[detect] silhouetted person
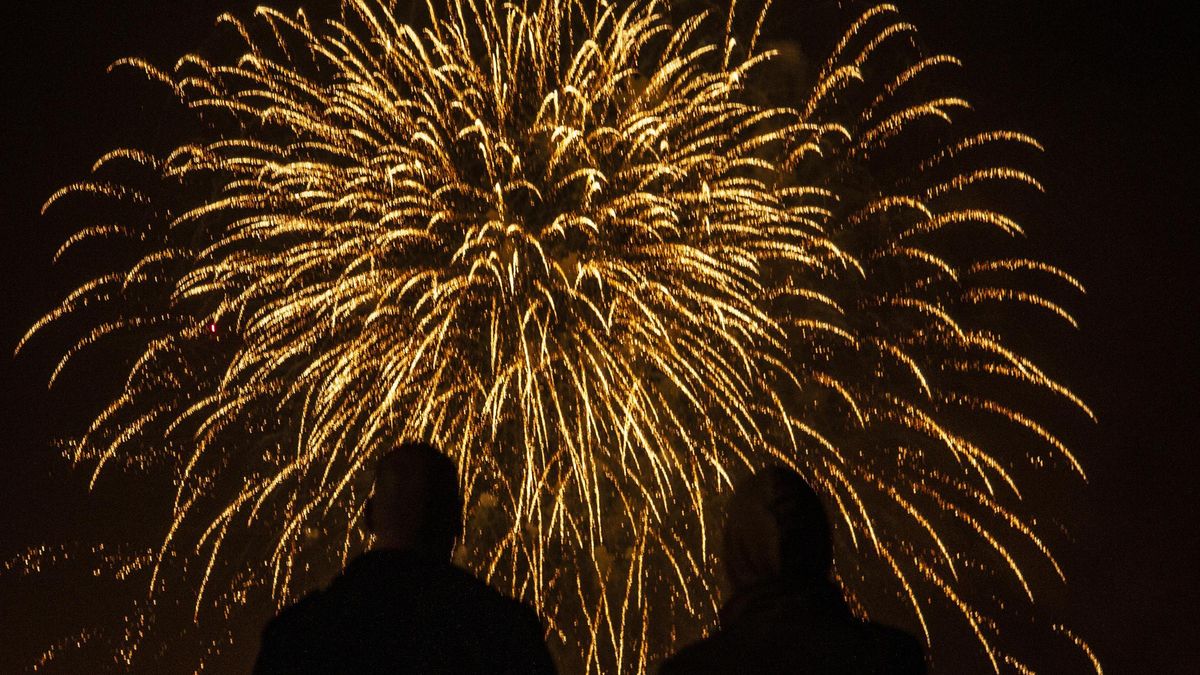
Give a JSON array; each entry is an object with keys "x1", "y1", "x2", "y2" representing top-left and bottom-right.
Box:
[
  {"x1": 660, "y1": 466, "x2": 925, "y2": 675},
  {"x1": 254, "y1": 442, "x2": 556, "y2": 674}
]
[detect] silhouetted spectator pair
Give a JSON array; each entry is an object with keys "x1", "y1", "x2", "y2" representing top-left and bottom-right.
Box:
[{"x1": 254, "y1": 442, "x2": 924, "y2": 674}]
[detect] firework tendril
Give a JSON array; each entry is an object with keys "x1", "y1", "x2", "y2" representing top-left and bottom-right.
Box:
[{"x1": 22, "y1": 0, "x2": 1096, "y2": 671}]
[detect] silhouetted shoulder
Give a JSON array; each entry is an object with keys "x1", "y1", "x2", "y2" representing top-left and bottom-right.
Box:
[
  {"x1": 437, "y1": 563, "x2": 556, "y2": 672},
  {"x1": 498, "y1": 593, "x2": 558, "y2": 672},
  {"x1": 254, "y1": 551, "x2": 556, "y2": 674},
  {"x1": 657, "y1": 626, "x2": 740, "y2": 675},
  {"x1": 254, "y1": 590, "x2": 335, "y2": 674},
  {"x1": 659, "y1": 615, "x2": 925, "y2": 675},
  {"x1": 860, "y1": 622, "x2": 925, "y2": 674}
]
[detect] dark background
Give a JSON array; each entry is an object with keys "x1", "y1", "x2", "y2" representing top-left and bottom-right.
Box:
[{"x1": 1, "y1": 0, "x2": 1195, "y2": 672}]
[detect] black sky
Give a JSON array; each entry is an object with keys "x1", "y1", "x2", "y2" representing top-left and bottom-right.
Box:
[{"x1": 1, "y1": 0, "x2": 1196, "y2": 672}]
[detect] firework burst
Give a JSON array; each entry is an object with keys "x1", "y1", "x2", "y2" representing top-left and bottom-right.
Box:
[{"x1": 22, "y1": 0, "x2": 1096, "y2": 671}]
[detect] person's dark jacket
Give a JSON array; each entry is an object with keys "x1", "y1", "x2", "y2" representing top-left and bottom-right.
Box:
[
  {"x1": 254, "y1": 549, "x2": 556, "y2": 674},
  {"x1": 659, "y1": 579, "x2": 925, "y2": 675}
]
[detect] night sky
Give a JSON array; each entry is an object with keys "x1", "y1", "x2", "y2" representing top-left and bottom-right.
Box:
[{"x1": 1, "y1": 1, "x2": 1196, "y2": 672}]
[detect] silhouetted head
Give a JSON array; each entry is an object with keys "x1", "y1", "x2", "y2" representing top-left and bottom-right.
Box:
[
  {"x1": 366, "y1": 441, "x2": 462, "y2": 559},
  {"x1": 722, "y1": 466, "x2": 832, "y2": 591}
]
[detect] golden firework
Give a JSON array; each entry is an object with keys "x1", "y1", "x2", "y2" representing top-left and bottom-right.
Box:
[{"x1": 23, "y1": 0, "x2": 1096, "y2": 671}]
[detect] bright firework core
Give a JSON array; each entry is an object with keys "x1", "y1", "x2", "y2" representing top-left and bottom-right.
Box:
[{"x1": 23, "y1": 0, "x2": 1096, "y2": 671}]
